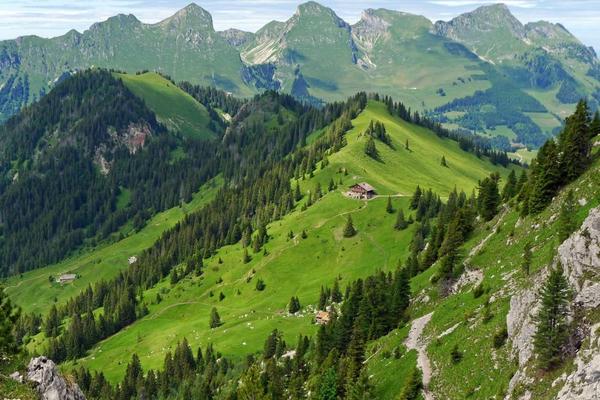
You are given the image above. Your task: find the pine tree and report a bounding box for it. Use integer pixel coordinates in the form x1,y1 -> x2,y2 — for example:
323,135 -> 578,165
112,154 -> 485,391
294,183 -> 302,202
209,307 -> 221,329
394,209 -> 408,230
44,304 -> 61,338
410,186 -> 422,210
237,363 -> 268,400
343,215 -> 357,238
515,170 -> 528,198
0,286 -> 20,356
559,100 -> 591,181
317,367 -> 338,400
243,248 -> 251,264
288,296 -> 301,314
502,170 -> 517,201
405,139 -> 410,151
318,286 -> 328,310
386,196 -> 394,213
558,190 -> 577,242
440,155 -> 447,167
364,136 -> 378,159
478,173 -> 501,221
533,267 -> 571,370
529,140 -> 561,214
331,279 -> 343,303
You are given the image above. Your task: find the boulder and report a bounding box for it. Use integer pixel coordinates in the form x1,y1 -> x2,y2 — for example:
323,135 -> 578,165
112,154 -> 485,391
27,356 -> 86,400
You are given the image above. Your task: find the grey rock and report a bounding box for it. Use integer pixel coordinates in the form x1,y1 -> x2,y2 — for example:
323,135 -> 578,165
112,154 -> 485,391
27,356 -> 86,400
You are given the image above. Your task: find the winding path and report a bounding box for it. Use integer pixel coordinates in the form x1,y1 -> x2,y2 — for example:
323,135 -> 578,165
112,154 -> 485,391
405,312 -> 435,400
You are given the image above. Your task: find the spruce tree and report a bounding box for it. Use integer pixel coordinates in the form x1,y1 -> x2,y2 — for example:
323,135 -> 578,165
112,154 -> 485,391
394,209 -> 408,230
533,267 -> 571,370
343,215 -> 357,237
478,173 -> 501,221
558,190 -> 577,242
0,286 -> 20,356
209,307 -> 221,328
410,186 -> 422,210
440,155 -> 447,167
559,100 -> 591,181
331,279 -> 343,303
44,304 -> 61,338
502,170 -> 517,201
364,136 -> 378,159
386,196 -> 394,213
528,140 -> 561,214
591,110 -> 600,139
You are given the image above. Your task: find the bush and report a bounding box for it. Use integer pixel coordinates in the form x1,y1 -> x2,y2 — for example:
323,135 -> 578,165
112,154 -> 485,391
473,283 -> 485,299
450,345 -> 463,364
493,327 -> 508,348
255,279 -> 266,291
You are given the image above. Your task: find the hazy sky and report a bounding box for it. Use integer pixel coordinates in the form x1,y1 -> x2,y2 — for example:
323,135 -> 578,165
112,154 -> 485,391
1,0 -> 599,52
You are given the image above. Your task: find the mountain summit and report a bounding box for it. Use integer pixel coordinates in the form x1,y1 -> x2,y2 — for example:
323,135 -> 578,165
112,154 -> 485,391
157,3 -> 214,31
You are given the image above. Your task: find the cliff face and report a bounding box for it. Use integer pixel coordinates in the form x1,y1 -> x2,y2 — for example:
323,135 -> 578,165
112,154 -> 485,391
505,206 -> 600,399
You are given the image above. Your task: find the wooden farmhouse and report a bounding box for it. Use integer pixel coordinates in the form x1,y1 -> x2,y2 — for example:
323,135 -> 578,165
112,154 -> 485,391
315,310 -> 331,325
347,182 -> 376,199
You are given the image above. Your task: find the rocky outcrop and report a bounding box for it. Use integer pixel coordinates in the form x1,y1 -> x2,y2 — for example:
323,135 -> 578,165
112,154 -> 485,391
27,356 -> 86,400
558,206 -> 600,309
556,322 -> 600,399
505,206 -> 600,399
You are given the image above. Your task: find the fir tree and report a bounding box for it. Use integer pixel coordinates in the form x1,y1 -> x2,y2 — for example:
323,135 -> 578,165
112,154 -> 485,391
44,304 -> 61,338
386,196 -> 394,213
528,140 -> 561,214
440,155 -> 447,167
243,248 -> 251,264
558,190 -> 577,242
397,367 -> 422,400
364,136 -> 378,159
559,100 -> 591,181
591,110 -> 600,139
478,173 -> 501,221
317,367 -> 338,400
288,296 -> 301,314
405,139 -> 410,151
410,186 -> 422,209
533,267 -> 571,370
209,307 -> 221,329
0,286 -> 20,356
502,169 -> 517,201
343,215 -> 357,238
331,279 -> 343,303
394,209 -> 408,230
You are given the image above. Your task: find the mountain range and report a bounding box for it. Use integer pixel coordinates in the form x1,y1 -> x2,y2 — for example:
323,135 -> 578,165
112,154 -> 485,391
1,2 -> 599,150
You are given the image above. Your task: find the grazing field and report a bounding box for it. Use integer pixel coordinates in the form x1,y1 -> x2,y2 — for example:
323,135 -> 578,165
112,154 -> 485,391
116,72 -> 215,139
4,178 -> 222,315
74,101 -> 519,382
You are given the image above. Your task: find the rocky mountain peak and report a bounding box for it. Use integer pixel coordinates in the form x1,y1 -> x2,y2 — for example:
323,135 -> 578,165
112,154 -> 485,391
294,1 -> 348,27
158,2 -> 214,31
434,3 -> 525,41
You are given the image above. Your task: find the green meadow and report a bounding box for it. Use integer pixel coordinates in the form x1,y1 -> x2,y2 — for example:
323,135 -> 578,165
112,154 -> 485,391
116,72 -> 215,139
72,101 -> 519,382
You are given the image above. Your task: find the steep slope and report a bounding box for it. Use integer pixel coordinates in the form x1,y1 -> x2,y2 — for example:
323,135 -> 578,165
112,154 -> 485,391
116,72 -> 215,139
65,100 -> 519,381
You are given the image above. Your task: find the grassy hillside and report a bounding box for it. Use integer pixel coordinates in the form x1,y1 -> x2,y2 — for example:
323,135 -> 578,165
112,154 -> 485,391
391,155 -> 600,399
71,100 -> 519,382
4,178 -> 222,315
116,72 -> 214,139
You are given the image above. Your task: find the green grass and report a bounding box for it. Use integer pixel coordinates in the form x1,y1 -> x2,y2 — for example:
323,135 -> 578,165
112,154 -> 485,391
4,177 -> 222,315
409,157 -> 600,399
68,100 -> 519,382
116,72 -> 215,139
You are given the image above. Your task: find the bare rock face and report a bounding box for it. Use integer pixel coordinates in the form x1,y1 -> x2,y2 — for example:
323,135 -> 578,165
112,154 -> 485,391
558,205 -> 600,309
27,356 -> 86,400
557,323 -> 600,399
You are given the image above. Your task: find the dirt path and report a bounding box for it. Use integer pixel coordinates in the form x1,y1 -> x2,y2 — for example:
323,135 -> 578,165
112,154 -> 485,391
405,312 -> 435,400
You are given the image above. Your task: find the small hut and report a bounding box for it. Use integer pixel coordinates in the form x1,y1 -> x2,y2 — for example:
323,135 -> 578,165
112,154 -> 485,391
347,182 -> 376,199
57,274 -> 77,284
